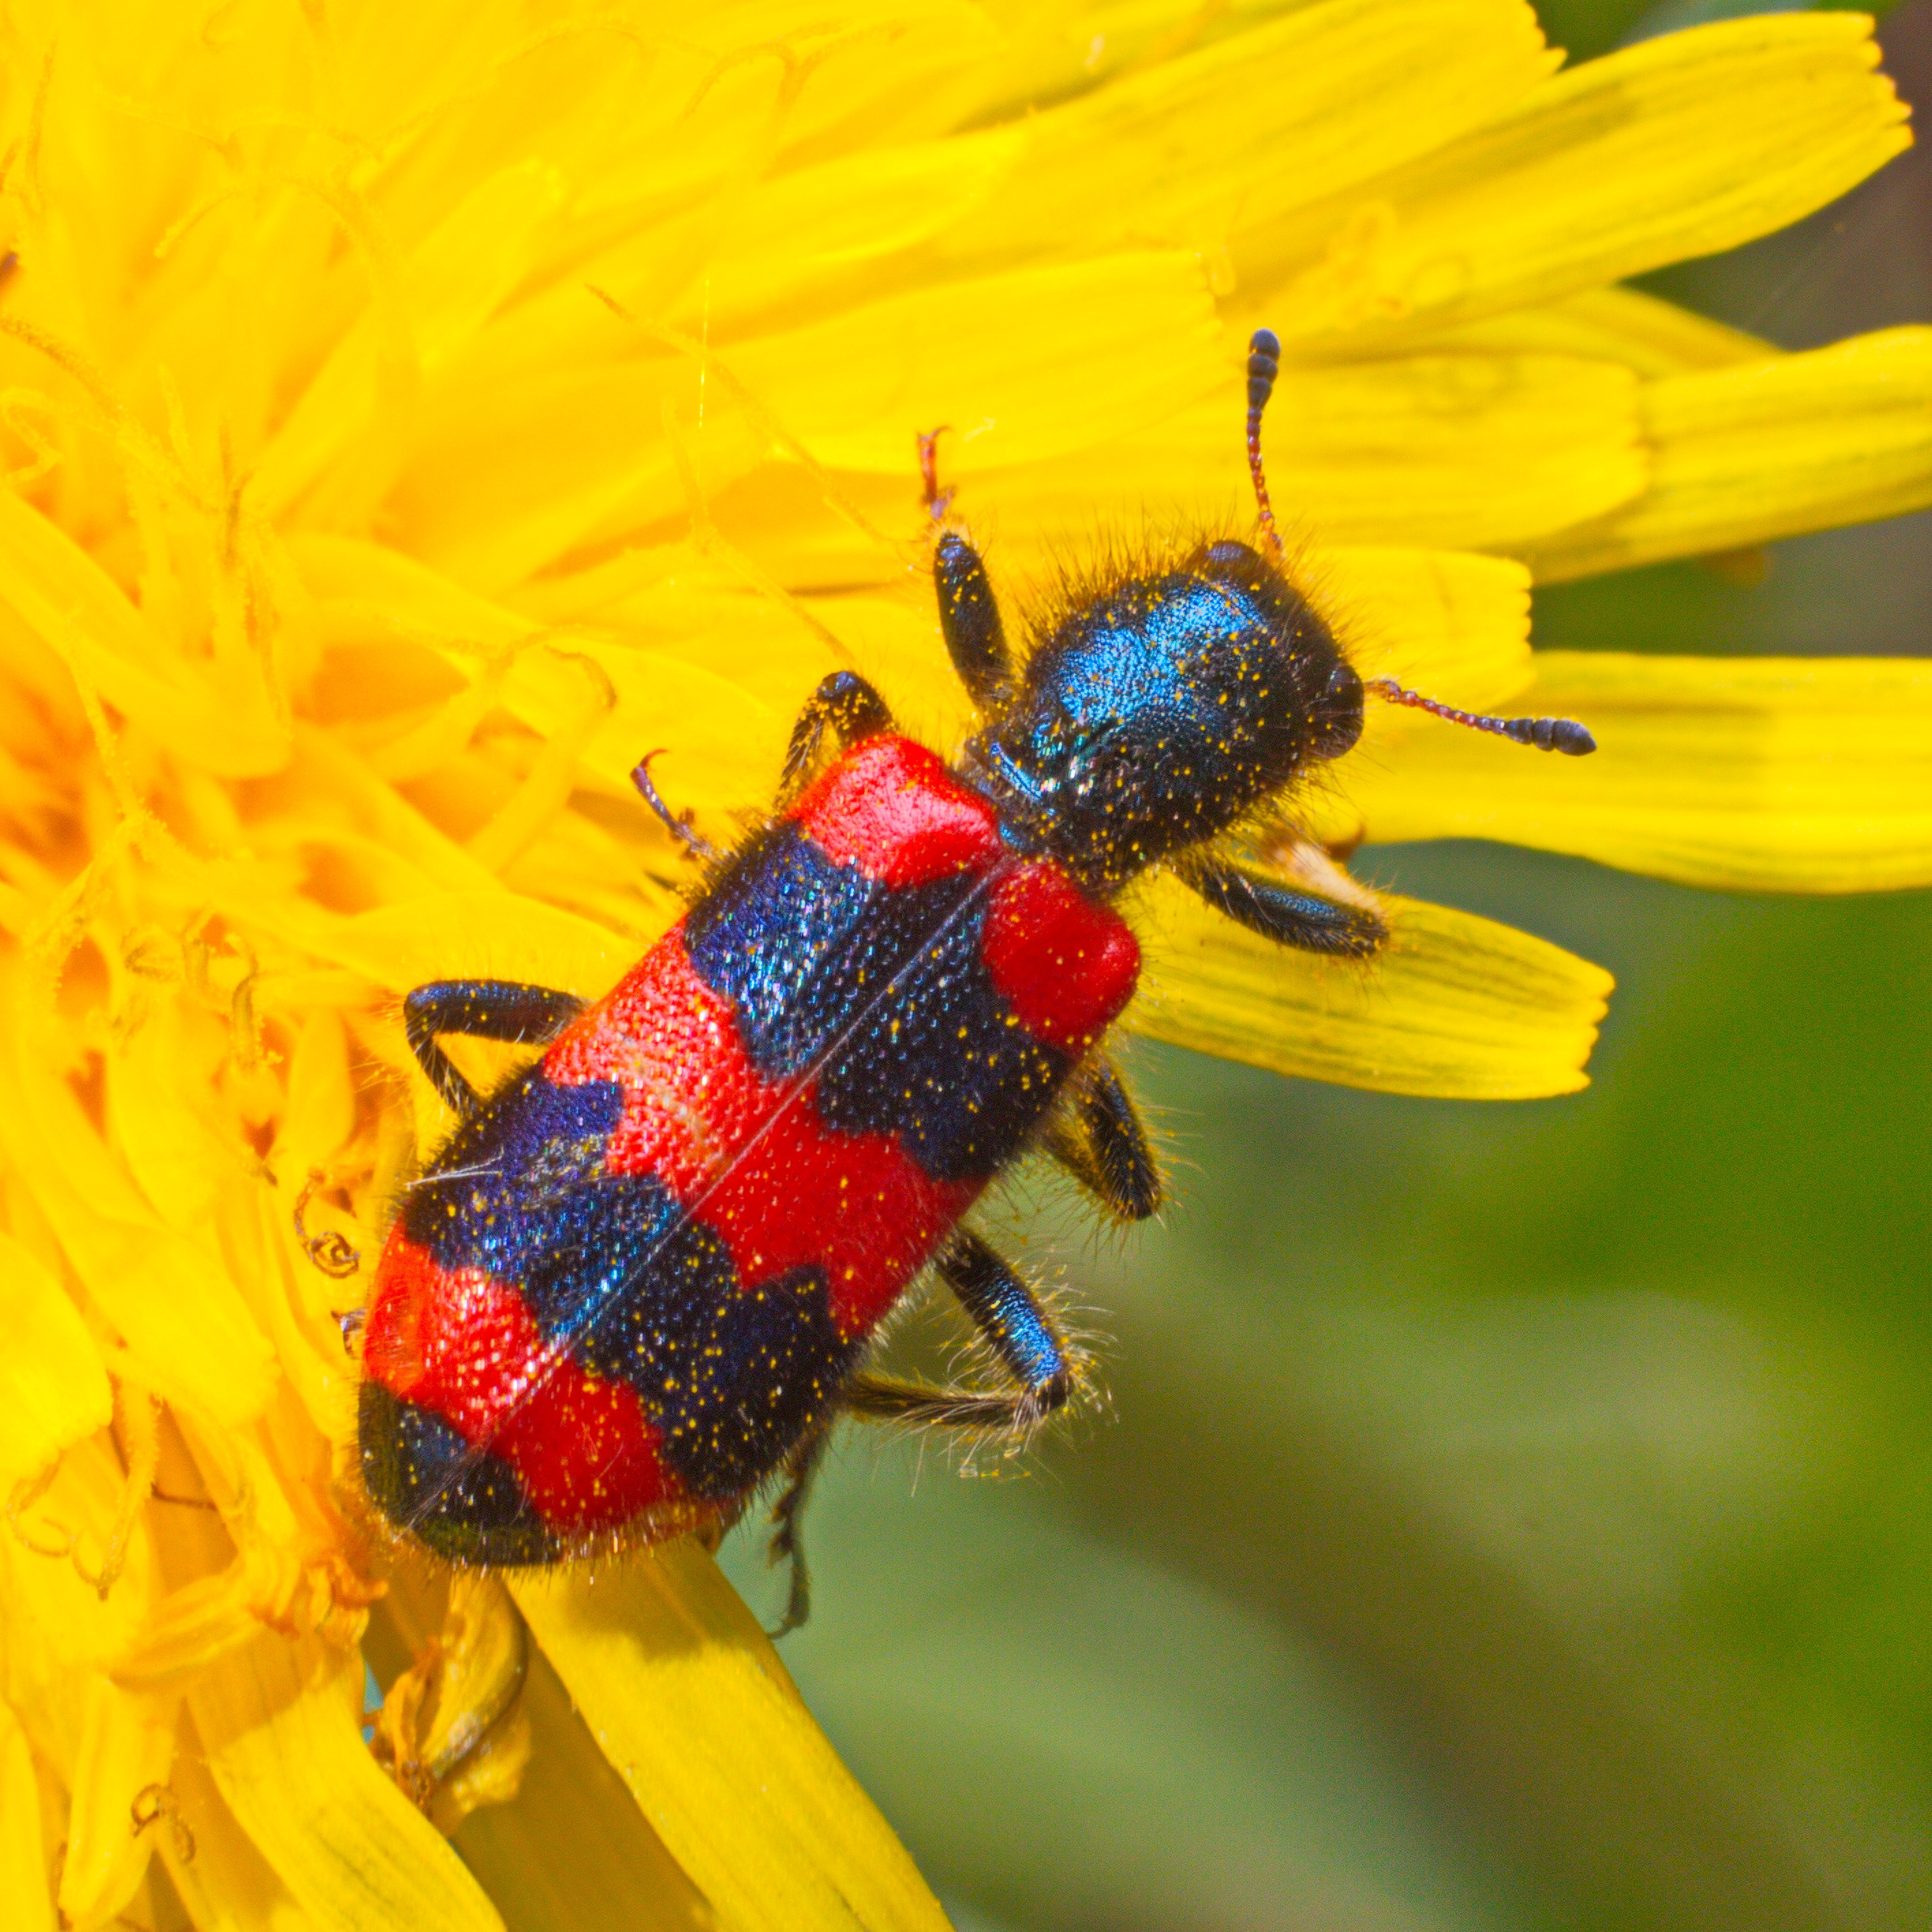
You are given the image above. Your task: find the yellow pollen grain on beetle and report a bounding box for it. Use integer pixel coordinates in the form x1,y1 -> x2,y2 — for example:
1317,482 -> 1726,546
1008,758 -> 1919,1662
0,5 -> 1926,1932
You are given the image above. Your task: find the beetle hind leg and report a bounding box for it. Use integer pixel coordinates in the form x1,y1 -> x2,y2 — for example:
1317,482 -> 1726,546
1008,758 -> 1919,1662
843,1230 -> 1076,1443
764,1430 -> 832,1638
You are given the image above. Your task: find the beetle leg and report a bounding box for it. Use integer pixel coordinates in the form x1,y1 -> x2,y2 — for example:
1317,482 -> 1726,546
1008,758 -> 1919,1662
779,669 -> 895,803
844,1230 -> 1073,1436
402,981 -> 587,1114
765,1428 -> 832,1638
630,750 -> 717,860
1183,859 -> 1387,958
1046,1059 -> 1164,1221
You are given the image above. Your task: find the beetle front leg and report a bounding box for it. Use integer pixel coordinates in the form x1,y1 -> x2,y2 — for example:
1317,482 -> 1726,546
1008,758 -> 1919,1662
934,532 -> 1012,710
779,669 -> 895,803
1183,859 -> 1387,958
403,981 -> 587,1114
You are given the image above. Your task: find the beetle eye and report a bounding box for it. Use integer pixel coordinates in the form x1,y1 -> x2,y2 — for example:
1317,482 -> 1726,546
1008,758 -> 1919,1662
1312,660 -> 1364,760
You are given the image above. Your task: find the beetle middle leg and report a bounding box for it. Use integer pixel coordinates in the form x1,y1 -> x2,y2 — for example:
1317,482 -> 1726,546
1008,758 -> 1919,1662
1182,858 -> 1387,958
1045,1058 -> 1164,1222
403,981 -> 586,1114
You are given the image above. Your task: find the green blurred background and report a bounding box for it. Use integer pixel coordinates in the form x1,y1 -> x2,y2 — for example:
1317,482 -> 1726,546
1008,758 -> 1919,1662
718,6 -> 1932,1927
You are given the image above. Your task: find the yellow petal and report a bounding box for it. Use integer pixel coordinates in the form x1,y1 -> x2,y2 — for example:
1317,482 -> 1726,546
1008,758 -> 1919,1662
1129,873 -> 1611,1099
1345,650 -> 1932,892
1430,283 -> 1770,377
1269,354 -> 1645,550
158,1720 -> 317,1932
932,0 -> 1557,272
3,1438 -> 162,1679
104,1004 -> 227,1232
513,1540 -> 951,1932
951,352 -> 1643,569
453,1647 -> 709,1932
0,983 -> 275,1430
106,1555 -> 278,1699
1523,328 -> 1932,581
397,250 -> 1222,588
0,1702 -> 54,1932
189,1631 -> 503,1932
0,1230 -> 112,1485
257,158 -> 568,525
735,250 -> 1222,479
57,1677 -> 175,1932
1323,546 -> 1532,708
283,727 -> 509,896
1252,12 -> 1909,353
0,494 -> 288,778
278,1010 -> 358,1180
295,534 -> 783,810
700,126 -> 1028,326
3,1439 -> 175,1929
246,890 -> 635,1005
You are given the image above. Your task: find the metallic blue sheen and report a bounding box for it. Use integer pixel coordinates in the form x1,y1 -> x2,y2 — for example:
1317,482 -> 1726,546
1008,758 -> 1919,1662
979,1273 -> 1063,1392
684,824 -> 878,1067
686,822 -> 1071,1181
399,1064 -> 856,1499
972,556 -> 1324,884
402,1069 -> 629,1284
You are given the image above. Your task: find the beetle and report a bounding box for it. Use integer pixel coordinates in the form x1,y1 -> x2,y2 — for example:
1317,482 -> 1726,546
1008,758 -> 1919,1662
355,330 -> 1593,1626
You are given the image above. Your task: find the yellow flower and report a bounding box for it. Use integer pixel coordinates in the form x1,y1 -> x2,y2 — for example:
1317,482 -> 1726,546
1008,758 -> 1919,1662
0,3 -> 1925,1928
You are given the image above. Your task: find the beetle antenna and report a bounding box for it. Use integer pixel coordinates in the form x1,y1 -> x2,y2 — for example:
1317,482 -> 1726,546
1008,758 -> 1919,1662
1245,328 -> 1284,556
1366,678 -> 1596,755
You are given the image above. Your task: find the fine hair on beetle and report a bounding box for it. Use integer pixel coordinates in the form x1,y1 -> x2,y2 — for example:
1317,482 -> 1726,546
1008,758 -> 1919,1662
1000,512 -> 1366,856
345,321 -> 1603,1617
864,1267 -> 1110,1477
936,328 -> 1593,917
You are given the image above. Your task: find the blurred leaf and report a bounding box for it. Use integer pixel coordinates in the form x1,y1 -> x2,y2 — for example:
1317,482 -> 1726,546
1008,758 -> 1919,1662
729,1451 -> 1532,1932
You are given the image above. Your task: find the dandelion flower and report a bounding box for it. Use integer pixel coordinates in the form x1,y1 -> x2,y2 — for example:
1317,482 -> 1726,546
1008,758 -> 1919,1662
0,3 -> 1928,1929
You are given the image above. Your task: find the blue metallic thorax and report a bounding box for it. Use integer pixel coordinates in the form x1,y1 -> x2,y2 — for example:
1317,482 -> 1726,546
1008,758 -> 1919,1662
968,542 -> 1361,886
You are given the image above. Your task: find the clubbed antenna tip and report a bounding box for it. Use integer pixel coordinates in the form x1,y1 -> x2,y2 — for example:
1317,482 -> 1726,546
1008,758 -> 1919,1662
1245,328 -> 1284,556
1367,678 -> 1596,755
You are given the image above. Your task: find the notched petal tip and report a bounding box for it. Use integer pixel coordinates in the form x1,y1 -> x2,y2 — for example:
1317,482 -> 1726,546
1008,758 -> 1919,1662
1132,874 -> 1611,1101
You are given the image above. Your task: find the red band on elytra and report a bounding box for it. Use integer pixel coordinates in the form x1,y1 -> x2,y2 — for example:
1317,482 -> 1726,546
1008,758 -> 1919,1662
981,860 -> 1140,1055
549,933 -> 976,1336
793,735 -> 1002,889
362,1230 -> 676,1534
